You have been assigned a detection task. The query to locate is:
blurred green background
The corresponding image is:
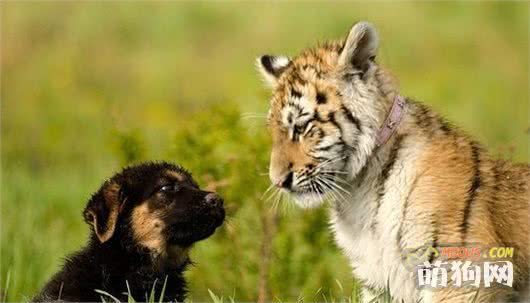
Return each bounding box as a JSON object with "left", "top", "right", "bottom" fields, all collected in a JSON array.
[{"left": 1, "top": 2, "right": 528, "bottom": 302}]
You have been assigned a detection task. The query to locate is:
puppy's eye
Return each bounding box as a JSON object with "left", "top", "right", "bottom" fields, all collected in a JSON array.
[{"left": 160, "top": 184, "right": 180, "bottom": 193}]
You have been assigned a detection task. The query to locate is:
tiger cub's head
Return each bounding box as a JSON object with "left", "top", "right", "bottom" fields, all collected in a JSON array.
[{"left": 257, "top": 21, "right": 396, "bottom": 208}]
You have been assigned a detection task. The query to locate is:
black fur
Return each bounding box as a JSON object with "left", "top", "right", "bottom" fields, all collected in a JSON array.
[
  {"left": 260, "top": 55, "right": 276, "bottom": 75},
  {"left": 291, "top": 88, "right": 302, "bottom": 99},
  {"left": 32, "top": 162, "right": 225, "bottom": 302},
  {"left": 316, "top": 91, "right": 327, "bottom": 104}
]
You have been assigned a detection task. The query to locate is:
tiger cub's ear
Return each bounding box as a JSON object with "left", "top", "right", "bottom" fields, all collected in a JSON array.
[
  {"left": 256, "top": 55, "right": 291, "bottom": 88},
  {"left": 338, "top": 21, "right": 379, "bottom": 72},
  {"left": 83, "top": 182, "right": 125, "bottom": 243}
]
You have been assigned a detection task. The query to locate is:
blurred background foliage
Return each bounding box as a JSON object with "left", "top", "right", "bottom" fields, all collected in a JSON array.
[{"left": 1, "top": 2, "right": 528, "bottom": 302}]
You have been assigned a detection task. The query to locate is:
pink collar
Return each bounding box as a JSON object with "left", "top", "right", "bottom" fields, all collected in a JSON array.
[{"left": 376, "top": 95, "right": 407, "bottom": 147}]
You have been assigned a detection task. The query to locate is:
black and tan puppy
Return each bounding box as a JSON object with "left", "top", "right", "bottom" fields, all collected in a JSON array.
[{"left": 33, "top": 162, "right": 225, "bottom": 302}]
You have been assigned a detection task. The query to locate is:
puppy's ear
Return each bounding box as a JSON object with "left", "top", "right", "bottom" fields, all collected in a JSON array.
[
  {"left": 256, "top": 55, "right": 291, "bottom": 88},
  {"left": 83, "top": 182, "right": 124, "bottom": 243},
  {"left": 338, "top": 21, "right": 378, "bottom": 72}
]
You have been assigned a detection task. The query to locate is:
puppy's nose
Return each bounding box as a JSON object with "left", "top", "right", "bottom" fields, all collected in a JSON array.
[
  {"left": 275, "top": 172, "right": 293, "bottom": 190},
  {"left": 205, "top": 193, "right": 223, "bottom": 207}
]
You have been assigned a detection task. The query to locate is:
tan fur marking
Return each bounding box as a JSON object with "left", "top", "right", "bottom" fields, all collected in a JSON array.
[
  {"left": 413, "top": 136, "right": 476, "bottom": 244},
  {"left": 131, "top": 202, "right": 166, "bottom": 254},
  {"left": 92, "top": 183, "right": 121, "bottom": 243},
  {"left": 165, "top": 170, "right": 185, "bottom": 182}
]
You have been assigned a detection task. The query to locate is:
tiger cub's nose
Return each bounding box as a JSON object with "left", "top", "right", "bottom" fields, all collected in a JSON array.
[{"left": 275, "top": 171, "right": 293, "bottom": 190}]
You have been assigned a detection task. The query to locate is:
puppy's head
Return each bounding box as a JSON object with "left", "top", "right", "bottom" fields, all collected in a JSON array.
[{"left": 83, "top": 162, "right": 225, "bottom": 255}]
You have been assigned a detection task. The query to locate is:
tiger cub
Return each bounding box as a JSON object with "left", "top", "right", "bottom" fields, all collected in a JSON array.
[{"left": 256, "top": 21, "right": 529, "bottom": 303}]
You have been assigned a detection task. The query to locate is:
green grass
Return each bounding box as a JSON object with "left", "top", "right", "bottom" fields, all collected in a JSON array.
[{"left": 1, "top": 2, "right": 528, "bottom": 302}]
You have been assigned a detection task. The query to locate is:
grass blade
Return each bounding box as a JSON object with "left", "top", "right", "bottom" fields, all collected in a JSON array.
[
  {"left": 158, "top": 275, "right": 168, "bottom": 303},
  {"left": 3, "top": 269, "right": 11, "bottom": 302},
  {"left": 95, "top": 289, "right": 121, "bottom": 303},
  {"left": 208, "top": 289, "right": 223, "bottom": 303},
  {"left": 148, "top": 278, "right": 158, "bottom": 303},
  {"left": 126, "top": 280, "right": 136, "bottom": 303}
]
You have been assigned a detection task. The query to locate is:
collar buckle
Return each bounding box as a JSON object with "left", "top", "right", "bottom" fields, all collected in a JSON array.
[{"left": 376, "top": 95, "right": 407, "bottom": 147}]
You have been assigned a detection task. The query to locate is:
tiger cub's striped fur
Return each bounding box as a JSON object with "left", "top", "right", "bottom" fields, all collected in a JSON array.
[{"left": 257, "top": 22, "right": 529, "bottom": 302}]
